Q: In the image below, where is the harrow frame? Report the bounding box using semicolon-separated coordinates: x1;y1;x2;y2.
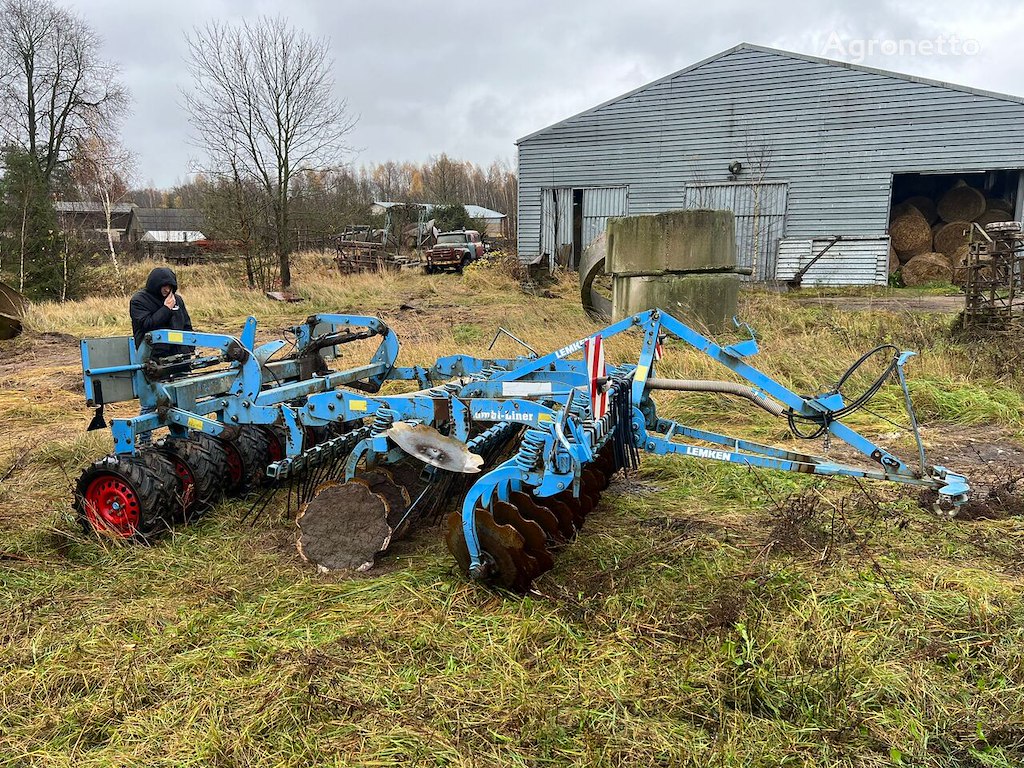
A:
76;307;970;590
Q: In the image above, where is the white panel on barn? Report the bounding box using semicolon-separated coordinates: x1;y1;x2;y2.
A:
683;181;788;281
581;187;629;252
540;187;574;266
775;236;890;286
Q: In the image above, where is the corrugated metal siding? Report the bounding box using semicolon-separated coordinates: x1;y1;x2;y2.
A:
682;182;787;280
517;46;1024;284
776;237;889;286
581;187;628;252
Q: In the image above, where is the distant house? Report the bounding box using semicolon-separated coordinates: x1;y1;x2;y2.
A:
370;201;508;238
55;201;135;242
126;208;206;244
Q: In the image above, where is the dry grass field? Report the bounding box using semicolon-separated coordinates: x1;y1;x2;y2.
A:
1;254;1023;767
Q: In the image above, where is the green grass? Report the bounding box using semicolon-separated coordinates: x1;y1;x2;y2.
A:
1;259;1023;766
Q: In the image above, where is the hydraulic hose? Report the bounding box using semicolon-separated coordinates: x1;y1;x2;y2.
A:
645;378;788;418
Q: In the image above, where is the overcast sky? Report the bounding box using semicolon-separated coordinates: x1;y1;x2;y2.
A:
64;0;1024;188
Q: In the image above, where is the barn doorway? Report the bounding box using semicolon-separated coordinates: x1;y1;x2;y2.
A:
889;170;1021;229
540;186;628;270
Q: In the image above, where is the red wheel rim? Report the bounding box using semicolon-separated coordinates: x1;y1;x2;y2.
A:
223;442;244;485
265;431;285;463
83;474;141;536
170;457;196;510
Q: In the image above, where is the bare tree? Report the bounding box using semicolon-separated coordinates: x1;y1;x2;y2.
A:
184;16;355;287
71;134;134;288
742;130;775;281
0;0;128;185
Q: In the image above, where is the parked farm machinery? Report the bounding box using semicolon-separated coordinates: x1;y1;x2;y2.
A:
75;309;971;591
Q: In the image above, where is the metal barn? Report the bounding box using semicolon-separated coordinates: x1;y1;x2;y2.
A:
516;44;1024;284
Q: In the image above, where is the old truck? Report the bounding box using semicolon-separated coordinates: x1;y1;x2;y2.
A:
424;230;484;274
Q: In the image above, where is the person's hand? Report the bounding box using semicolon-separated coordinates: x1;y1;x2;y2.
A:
163;292;177;310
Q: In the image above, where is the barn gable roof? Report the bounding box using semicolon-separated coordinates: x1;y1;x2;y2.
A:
517;43;1024;144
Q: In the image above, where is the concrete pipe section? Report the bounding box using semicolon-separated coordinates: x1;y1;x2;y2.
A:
579;232;613;321
0;281;28;340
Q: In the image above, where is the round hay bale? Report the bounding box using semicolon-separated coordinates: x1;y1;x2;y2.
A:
933;221;971;257
903;195;938;224
888;245;900;275
974;209;1012;227
902;252;953;287
890;210;932;258
937;181;985;223
950;245;971;285
986;197;1013;213
889;201;911;221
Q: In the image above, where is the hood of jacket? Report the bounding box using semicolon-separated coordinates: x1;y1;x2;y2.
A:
144;267;178;298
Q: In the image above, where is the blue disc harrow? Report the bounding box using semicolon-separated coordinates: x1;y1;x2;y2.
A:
74;309;970;590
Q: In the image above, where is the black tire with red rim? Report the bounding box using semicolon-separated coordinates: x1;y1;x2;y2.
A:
154;436;226;521
235;425;273;490
192;427;269;496
260;425;288;464
74;455;174;542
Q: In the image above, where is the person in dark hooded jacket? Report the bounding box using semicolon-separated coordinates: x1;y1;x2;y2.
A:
129;267;193;359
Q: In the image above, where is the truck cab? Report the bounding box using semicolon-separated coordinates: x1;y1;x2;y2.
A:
424;230;484;274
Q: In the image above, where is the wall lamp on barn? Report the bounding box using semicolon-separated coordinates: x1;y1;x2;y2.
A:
727;160;743;178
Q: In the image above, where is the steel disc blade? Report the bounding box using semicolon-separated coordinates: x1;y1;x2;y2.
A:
553;490;589;529
540;495;578;539
509;491;565;545
493;500;554;574
592;451;615;489
386;422;483;473
581;469;604;510
353;469;411;530
444;510;471;575
474;506;538;593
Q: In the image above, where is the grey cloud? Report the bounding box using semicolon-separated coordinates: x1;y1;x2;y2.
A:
64;0;1024;187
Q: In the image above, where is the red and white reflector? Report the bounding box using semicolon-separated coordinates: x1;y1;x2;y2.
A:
585;334;608;419
654;337;664;362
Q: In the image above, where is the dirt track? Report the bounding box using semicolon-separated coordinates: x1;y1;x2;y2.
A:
795;294;962;313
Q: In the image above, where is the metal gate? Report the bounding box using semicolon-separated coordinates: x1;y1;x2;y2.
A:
683;182;789;281
540;188;573;265
581;187;629;253
541;186;629;269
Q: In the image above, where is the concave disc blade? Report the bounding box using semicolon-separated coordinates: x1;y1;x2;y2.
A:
353;469;411;530
509;491;565;546
541;495;578;539
493;499;554;575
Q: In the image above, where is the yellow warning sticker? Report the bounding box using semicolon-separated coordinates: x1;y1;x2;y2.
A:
635;364;649;382
538;413;553;423
350;399;367;412
168;331;184;343
187;417;204;431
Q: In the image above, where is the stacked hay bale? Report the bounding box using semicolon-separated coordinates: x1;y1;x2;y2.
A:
890;207;932;264
902;252;953;286
889;179;1017;286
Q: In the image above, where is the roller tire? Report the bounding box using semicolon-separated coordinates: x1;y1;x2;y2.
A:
190;432;238;495
74;454;175;543
234;425;273;492
154;436;226;522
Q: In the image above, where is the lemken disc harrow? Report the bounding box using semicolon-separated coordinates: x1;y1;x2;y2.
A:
75;309;971;592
